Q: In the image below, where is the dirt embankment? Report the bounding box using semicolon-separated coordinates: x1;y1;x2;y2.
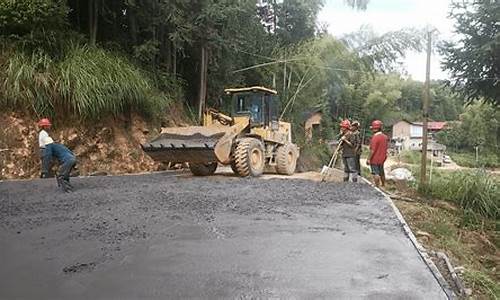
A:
0;104;190;180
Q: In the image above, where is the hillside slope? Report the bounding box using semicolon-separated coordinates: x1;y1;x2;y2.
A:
0;104;190;180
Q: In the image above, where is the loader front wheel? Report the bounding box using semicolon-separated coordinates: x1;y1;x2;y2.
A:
233;138;265;177
189;162;218;176
276;143;298;175
230;161;238;175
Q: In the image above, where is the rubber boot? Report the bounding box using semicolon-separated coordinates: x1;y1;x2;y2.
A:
65;178;74;189
57;175;72;192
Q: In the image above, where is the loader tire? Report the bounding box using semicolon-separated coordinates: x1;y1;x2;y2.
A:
189;162;217;176
233;138;265;177
230;161;239;175
276;143;298;175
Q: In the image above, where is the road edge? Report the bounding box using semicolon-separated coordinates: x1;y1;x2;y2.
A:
360;177;455;300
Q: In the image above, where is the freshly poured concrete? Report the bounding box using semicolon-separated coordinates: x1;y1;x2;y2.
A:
0;172;447;299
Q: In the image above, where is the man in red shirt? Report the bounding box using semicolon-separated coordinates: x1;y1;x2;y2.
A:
367;120;388;187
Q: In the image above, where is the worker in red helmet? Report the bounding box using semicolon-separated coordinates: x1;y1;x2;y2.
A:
339;119;360;182
367;120;388;187
38;118;54;178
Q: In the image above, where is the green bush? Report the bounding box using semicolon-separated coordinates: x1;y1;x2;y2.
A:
0;0;68;36
0;44;174;119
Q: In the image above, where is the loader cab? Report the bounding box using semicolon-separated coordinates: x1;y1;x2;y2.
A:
226;87;279;129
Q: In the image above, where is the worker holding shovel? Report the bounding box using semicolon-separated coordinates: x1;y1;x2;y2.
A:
339;120;360;183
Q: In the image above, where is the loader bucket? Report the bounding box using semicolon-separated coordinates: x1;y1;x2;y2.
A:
141;125;229;164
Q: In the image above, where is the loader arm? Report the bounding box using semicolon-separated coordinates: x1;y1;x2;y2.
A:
214;116;250;164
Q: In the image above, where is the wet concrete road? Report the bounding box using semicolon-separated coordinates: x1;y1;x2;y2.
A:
0;172;447;299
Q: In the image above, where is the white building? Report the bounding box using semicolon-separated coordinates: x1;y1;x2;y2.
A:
392;120;447;156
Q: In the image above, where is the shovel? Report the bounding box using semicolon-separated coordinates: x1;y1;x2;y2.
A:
321;140;344;182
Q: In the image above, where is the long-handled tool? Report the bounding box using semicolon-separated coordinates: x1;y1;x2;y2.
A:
321;140;343;182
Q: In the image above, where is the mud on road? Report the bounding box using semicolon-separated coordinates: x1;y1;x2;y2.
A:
0;172;447;299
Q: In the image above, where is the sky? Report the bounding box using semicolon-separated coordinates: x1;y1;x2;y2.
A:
318;0;457;81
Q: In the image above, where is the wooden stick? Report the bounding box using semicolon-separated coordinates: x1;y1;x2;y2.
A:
389;194;416;203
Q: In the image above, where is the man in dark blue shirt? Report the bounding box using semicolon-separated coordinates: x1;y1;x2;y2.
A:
42;142;77;192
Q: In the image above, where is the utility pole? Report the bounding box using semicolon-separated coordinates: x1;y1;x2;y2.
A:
420;30;432;186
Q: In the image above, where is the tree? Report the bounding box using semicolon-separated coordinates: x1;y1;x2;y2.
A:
437;102;499;152
274;0;324;45
441;0;500;106
0;0;68;36
342;25;425;72
344;0;370;10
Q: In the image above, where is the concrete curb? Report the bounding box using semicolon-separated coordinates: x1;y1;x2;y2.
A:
360;177;456;299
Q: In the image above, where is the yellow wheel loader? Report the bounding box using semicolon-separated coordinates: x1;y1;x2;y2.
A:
142;86;299;177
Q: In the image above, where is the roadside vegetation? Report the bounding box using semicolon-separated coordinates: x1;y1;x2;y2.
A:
395;198;499;299
398;150;432;165
380;165;499;298
416;170;498;220
448;151;500;169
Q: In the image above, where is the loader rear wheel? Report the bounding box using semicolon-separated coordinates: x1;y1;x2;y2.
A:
276;143;298;175
233;138;265;177
189;162;218;176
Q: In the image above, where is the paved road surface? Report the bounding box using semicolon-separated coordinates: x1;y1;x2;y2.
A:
0;172;447;299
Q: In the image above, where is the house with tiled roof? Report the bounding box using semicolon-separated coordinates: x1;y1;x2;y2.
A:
392;120;447;155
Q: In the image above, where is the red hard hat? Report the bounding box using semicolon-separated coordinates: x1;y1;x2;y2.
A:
38;118;52;127
340;119;351;129
370;120;383;130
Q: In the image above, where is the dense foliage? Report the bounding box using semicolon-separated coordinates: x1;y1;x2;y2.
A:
0;0;493;153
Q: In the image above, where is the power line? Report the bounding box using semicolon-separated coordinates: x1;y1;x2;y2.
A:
231;58;308;73
234;48;500;81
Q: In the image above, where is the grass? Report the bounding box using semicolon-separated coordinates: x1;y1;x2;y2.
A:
0;44;175;120
463;270;500;299
398;150;431;165
416;169;499;221
449;151;500;169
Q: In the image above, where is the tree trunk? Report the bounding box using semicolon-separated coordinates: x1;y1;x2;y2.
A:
163;31;171;73
198;46;208;123
128;7;138;46
173;41;177;77
76;0;81;30
89;0;98;46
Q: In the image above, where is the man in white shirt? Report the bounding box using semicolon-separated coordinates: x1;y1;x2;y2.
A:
38;118;54;178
